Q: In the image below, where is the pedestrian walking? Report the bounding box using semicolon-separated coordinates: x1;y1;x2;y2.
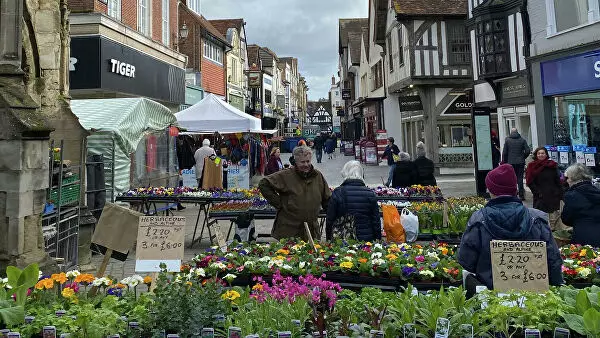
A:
561;163;600;247
326;160;381;241
491;130;501;168
265;147;283;176
413;141;437;186
193;139;216;188
325;135;335;159
392;152;417;188
525;147;564;230
382;137;400;187
501;128;530;200
458;164;563;291
313;133;325;163
259;145;331;240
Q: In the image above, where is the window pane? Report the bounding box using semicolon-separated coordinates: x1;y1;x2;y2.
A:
554;0;589;31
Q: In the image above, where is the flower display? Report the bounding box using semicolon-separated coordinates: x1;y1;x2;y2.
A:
372;185;443;199
560;244;600;283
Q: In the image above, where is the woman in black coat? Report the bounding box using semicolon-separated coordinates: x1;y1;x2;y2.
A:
392;152;417;188
525;147;564;229
413;142;437;186
562;163;600;247
326;160;381;241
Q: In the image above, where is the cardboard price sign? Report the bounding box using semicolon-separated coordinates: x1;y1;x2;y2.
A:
490;240;549;292
135;216;185;272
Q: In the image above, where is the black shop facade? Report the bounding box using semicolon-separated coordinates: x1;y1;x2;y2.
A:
69;36;185;110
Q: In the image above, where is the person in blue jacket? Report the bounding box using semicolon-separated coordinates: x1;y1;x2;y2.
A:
562;163;600;247
458;164;563;290
326;160;381;241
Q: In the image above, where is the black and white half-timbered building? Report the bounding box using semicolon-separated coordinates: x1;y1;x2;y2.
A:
307;102;334;134
468;0;536;148
379;0;474;170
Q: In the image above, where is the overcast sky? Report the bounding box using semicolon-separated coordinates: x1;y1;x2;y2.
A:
200;0;368;101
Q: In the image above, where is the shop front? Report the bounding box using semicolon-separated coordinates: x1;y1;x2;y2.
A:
69;36;186;110
534;49;600;174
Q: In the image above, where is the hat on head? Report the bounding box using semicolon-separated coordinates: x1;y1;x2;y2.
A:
485;164;517;196
202;139;210;146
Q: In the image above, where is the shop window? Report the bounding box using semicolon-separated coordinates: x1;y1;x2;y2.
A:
451;126;471;147
553;0;589;31
107;0;121;20
552;94;600;149
476;18;509;76
447;21;471;65
137;0;150;36
161;0;169;46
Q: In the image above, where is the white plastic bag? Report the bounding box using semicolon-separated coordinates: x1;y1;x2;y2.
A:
401;208;419;242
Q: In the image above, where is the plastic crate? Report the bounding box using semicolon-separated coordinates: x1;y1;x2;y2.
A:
49;184;80;207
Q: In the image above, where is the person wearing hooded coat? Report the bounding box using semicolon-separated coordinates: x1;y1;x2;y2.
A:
561;163;600;247
458;164;563;290
392;152;417;188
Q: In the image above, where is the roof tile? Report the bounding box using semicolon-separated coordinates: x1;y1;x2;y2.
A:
392;0;468;16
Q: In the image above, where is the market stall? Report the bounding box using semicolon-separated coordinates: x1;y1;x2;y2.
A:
71;98;179;198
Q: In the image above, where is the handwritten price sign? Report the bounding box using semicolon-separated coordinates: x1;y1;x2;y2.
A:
135;216;185;272
490;240;549;292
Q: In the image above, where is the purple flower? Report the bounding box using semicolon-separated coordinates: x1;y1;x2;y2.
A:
402;266;417;276
431;262;439;269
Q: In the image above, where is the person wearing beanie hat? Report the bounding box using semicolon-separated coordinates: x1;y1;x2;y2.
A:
457;163;564;292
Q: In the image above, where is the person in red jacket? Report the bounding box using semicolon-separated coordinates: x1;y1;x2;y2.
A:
265;147;283;176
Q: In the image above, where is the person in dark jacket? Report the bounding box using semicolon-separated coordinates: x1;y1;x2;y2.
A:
491;130;501;168
383;137;400;187
526;147;564;230
458;164;564;290
326;160;381;241
313;134;325;163
562;163;600;247
502;128;531;200
325;136;335;159
265;147;283;176
413;141;437;186
392;152;417;188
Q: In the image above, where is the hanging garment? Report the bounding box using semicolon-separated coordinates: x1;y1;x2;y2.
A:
201;157;223;189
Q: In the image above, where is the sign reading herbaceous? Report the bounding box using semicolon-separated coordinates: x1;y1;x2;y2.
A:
135;216;185;272
490;240;549;292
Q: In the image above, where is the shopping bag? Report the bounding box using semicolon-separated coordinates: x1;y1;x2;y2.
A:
401;208;419;242
392;153;401;162
382;204;406;243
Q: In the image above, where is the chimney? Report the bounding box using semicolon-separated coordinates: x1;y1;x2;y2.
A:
331;76;335;85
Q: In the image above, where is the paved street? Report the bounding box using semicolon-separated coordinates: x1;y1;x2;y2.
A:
92;152;478;279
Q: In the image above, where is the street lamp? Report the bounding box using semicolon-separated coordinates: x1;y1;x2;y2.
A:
179;22;189;39
0;0;23;69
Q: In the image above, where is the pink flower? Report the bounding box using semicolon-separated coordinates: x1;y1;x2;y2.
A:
415;255;425;263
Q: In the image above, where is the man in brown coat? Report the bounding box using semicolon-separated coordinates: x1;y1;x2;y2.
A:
259;145;331;240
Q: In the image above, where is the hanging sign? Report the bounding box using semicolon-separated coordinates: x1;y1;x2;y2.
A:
135;216;186;272
227;162;250;189
490;240;549;292
182;167;197;188
576;152;586;164
585;154;596;167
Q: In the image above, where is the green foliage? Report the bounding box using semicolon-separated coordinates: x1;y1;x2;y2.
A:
0;263;39;326
561;288;600;337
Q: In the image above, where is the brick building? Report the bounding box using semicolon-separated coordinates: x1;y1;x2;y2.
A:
67;0;187;110
178;4;230;98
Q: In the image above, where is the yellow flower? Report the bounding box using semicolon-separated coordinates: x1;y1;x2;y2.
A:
35;280;45;290
61;288;75;299
42;278;55;289
51;273;67;284
580;249;587;257
386;254;398;261
340;262;354;269
365;242;373;246
358;258;368;264
252;284;263;291
276;249;290;255
314;244;322;249
185;281;193;287
441;247;449;255
222;290;241;301
74;273;95;284
143;276;153;285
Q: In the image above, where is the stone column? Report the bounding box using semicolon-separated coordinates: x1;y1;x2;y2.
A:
418;87;440;174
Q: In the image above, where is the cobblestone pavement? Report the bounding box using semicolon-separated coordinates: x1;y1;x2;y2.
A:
92;152;484;279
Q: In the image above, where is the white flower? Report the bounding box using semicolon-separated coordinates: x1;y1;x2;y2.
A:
259;256;271;262
371;258;385;266
371;252;383;259
282;264;293;270
92;277;111;287
244;261;255;268
343;256;353;262
299;261;306;269
346;249;357;255
223;274;237;280
268;259;283;268
578;268;592;278
192;268;206;277
564;259;574;265
225;253;235;258
426;252;440;261
66;270;81;279
374;243;383;250
316;258;324;262
419;270;435;278
174;275;183;284
210;262;227;270
38;271;43;280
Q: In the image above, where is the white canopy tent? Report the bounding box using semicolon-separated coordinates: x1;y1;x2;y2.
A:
175;93;276;134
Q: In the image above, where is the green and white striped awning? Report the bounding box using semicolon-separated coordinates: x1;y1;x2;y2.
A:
71;98;177;195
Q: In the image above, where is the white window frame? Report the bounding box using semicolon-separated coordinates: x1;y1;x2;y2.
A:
107;0;121;20
137;0;150;36
546;0;600;36
188;0;200;14
203;40;223;65
161;0;169;45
